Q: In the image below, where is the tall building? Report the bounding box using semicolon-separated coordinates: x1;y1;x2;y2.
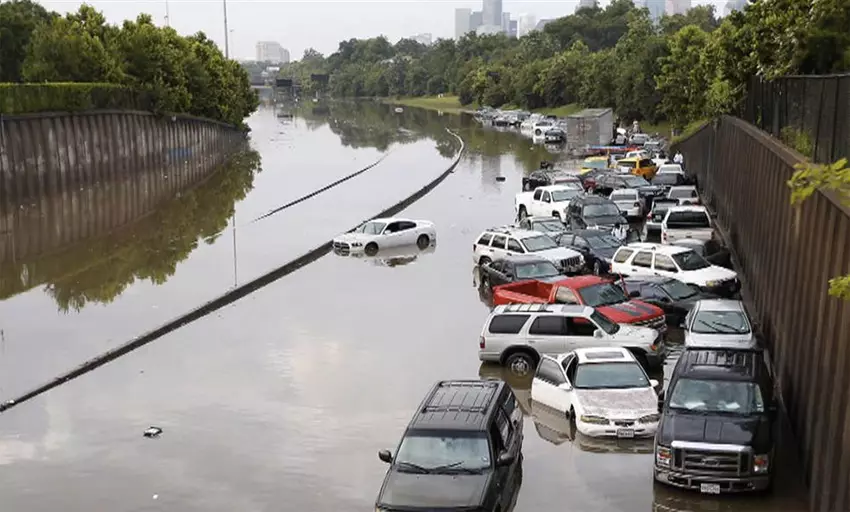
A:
501;12;511;34
665;0;692;15
577;0;597;10
482;0;503;27
470;11;483;31
476;24;503;35
412;33;433;45
517;13;537;37
455;8;471;39
255;41;289;64
509;20;518;38
646;0;665;21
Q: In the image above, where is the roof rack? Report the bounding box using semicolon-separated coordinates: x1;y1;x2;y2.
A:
486;225;518;235
503;303;552;313
422;404;488;414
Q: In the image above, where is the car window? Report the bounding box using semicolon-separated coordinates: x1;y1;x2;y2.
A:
639;159;653;167
671;250;711;271
668;378;765;415
521;235;558;252
519;219;531;230
395;433;491;471
515;261;560;279
691;310;751;335
613;248;634;263
529;316;567;335
358;221;387;234
571;236;587;247
640;284;667;300
535;358;567;385
669;188;697;199
566;317;597;336
488;314;530;334
564;357;578;382
574;362;649;389
632;251;653;268
495;409;512;449
553;287;580;305
477;233;493;246
666;211;711;228
492;235;507;250
576;282;629;307
533;190;542;200
396;221;417;231
654;254;678;272
507;239;525;253
384;221;401;233
541;191;551;202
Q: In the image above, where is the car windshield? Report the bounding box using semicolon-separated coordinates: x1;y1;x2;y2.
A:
586;234;621;249
583;204;621;218
574;362;649;389
672;250;711;271
659;165;682;174
669;188;697;199
532;219;566;232
515;261;561;279
623;176;650;187
522;235;558;252
578;283;628;307
357;221;386;234
394;434;491;472
652;174;680;185
692;310;751;335
584;160;608;169
591;310;620;334
669;378;765;415
551;189;581;202
660;279;699;300
666;211;711;228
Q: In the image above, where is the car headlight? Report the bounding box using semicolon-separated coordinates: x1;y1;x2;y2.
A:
656;446;672;467
753;453;769;473
704;280;720;287
638;413;660;423
579;415;609;425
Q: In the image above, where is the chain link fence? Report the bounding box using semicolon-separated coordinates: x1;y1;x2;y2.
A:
743;74;850;164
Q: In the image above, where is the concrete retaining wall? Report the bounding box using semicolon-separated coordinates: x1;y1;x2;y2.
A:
0;111;244;206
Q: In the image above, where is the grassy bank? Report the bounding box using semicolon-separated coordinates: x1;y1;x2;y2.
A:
383;95;474;114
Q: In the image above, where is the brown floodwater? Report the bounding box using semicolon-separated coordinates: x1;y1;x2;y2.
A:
0;102;808;511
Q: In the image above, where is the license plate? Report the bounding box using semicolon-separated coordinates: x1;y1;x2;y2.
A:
700;483;721;494
616;428;634;439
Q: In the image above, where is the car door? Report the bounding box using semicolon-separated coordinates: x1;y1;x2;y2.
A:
652;253;679;279
538;190;553;217
506;238;526;257
532;355;573;413
630;250;654;276
565;316;601;351
393;220;418;246
530;189;544;216
475;233;494;263
491;235;509;259
525;315;571;355
381;221;403;246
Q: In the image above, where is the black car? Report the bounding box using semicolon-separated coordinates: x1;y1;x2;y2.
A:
565;195;628;232
618;276;719;326
376;380;524;512
517;216;568;236
654;349;776;493
544;128;566;143
479;255;564;290
555;230;623;275
522;169;582;191
651;172;688;192
674;238;733;269
593;173;664;207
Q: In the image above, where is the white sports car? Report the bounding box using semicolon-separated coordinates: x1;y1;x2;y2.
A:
332;217;436;255
531;347;661;439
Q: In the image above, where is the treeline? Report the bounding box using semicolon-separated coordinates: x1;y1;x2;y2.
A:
283;0;850;128
0;1;257;125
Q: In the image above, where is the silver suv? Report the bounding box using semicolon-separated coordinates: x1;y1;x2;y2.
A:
473;226;583;273
478;303;664;376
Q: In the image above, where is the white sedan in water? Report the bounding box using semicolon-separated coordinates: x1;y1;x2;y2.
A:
332;217;436;256
531;347;661;439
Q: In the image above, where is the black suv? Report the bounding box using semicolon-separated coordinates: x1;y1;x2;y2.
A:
654;349;776;493
619;276;719;326
376;380;524;512
565;195;628;232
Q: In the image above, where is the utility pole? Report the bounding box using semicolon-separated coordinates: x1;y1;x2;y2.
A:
164;0;170;26
223;0;230;58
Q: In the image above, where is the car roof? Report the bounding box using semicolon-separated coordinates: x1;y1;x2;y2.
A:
576;195;610;204
570;229;618;239
669;185;697;191
483;227;540;239
493;303;594;316
676;349;766;382
611;188;639;194
619;242;690;255
573;347;635;364
667;205;709;213
692;299;747;313
409;380;504;432
370;217;417;223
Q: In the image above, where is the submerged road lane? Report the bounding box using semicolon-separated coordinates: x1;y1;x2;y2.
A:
0;103;807;511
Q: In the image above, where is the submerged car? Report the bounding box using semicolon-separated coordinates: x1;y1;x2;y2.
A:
517;216;569;236
531;347;661;439
478;255;564;290
619;276;719;326
333;217;435;255
555;230;624;275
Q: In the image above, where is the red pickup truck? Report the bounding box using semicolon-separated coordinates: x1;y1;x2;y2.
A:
492;275;667;331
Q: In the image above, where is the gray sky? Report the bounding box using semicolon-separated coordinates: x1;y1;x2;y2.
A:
38;0;718;61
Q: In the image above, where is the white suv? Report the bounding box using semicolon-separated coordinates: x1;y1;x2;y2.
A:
610;242;740;297
473;227;584;273
478;303;665;376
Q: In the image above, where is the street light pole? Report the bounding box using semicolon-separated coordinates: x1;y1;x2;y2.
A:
165;0;170;27
223;0;230;58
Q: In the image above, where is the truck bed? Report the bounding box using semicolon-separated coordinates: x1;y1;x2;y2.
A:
492;280;556;305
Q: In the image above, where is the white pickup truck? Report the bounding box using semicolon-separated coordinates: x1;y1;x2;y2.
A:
661;205;714;244
516;185;583;221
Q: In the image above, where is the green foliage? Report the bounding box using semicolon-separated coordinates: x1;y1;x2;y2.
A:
0;82;146;113
0;5;257;124
786;157;850;300
780;127;814;157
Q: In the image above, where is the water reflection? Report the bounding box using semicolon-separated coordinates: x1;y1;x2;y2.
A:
0;149;262;310
332;244;436;268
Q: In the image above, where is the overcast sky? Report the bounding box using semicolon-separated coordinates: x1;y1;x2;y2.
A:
38;0;718;61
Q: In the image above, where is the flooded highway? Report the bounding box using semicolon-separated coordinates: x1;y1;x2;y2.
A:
0;102;808;511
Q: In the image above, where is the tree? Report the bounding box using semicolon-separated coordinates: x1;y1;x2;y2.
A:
0;0;52;82
660;5;719;35
656;25;712;128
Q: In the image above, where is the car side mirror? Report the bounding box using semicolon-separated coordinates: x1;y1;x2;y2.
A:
497;452;515;467
650;379;660;389
593;329;604;338
378;449;393;464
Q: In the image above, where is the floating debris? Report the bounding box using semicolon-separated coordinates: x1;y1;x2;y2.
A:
143;426;163;438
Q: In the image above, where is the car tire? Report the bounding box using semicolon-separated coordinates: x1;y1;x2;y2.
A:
517;206;528;220
365;242;379;256
416;234;430;249
593;260;602;275
504;350;538;377
479;256;492;266
552;211;561;220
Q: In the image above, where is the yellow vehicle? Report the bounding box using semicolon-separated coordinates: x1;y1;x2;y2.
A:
579;156;610;175
617;156;658;179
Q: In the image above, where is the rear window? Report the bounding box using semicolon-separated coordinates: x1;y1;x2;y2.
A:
670;188;698;199
477;233;493;246
666;211;711;228
613;248;634;263
488;314;530;334
639;159;653;167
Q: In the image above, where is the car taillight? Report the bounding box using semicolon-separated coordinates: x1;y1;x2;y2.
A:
479;336;486;349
